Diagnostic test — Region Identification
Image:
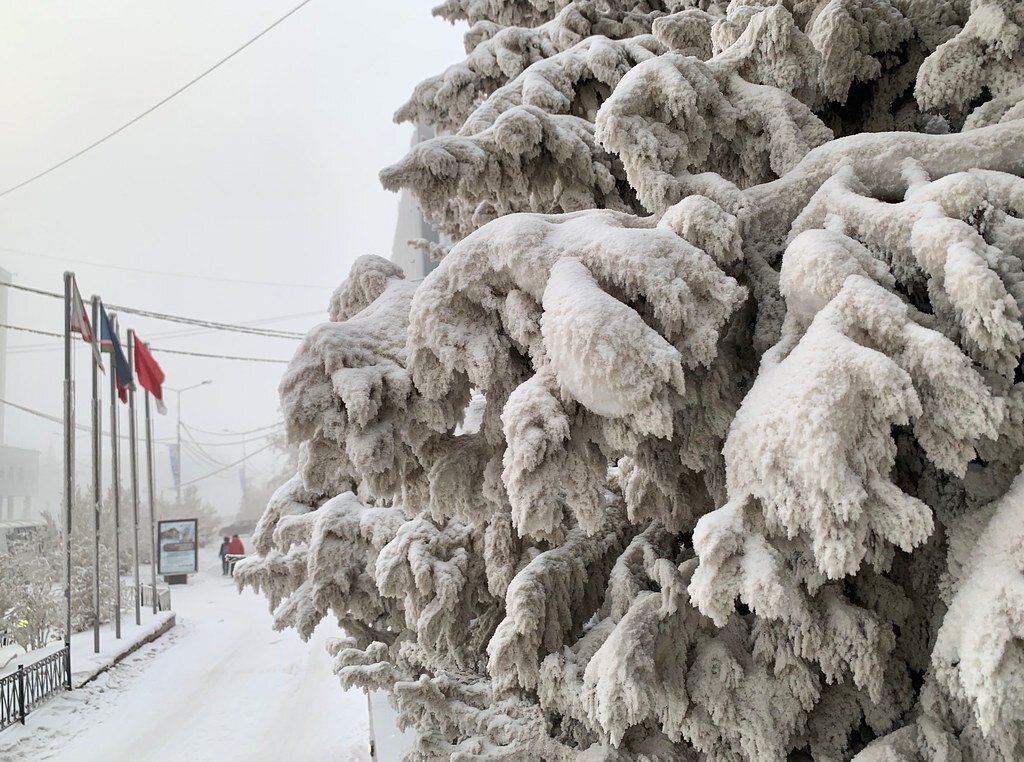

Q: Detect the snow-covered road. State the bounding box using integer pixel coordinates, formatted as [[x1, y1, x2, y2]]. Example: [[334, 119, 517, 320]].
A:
[[0, 547, 370, 762]]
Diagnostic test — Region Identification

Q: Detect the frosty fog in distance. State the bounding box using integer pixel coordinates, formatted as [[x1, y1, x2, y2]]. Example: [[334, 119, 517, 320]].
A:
[[232, 1, 1024, 760]]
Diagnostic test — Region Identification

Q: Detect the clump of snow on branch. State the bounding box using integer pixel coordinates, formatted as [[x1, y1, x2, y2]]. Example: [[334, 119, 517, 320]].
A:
[[241, 1, 1024, 758]]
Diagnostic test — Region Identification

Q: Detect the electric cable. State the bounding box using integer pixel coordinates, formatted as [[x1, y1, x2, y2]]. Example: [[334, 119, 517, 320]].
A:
[[179, 442, 274, 487], [0, 0, 318, 200], [0, 283, 304, 337], [144, 346, 289, 364], [0, 323, 61, 338], [0, 396, 175, 443], [181, 427, 232, 468], [181, 421, 282, 437], [0, 323, 291, 363], [106, 302, 302, 338], [5, 310, 319, 353], [181, 441, 231, 470], [0, 245, 331, 291], [175, 427, 278, 447]]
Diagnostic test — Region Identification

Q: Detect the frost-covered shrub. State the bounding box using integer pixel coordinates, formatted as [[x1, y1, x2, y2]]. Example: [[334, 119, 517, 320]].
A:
[[239, 2, 1024, 758]]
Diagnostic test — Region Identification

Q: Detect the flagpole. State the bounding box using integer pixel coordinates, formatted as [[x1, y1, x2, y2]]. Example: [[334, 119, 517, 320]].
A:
[[144, 386, 159, 614], [108, 321, 122, 639], [90, 295, 102, 654], [62, 272, 74, 689], [127, 330, 142, 626]]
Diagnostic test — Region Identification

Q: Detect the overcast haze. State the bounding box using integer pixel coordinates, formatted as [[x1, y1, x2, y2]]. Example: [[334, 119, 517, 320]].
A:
[[0, 0, 464, 518]]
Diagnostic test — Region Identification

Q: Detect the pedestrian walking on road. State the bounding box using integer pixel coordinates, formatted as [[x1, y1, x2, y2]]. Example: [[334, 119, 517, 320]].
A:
[[219, 536, 231, 575]]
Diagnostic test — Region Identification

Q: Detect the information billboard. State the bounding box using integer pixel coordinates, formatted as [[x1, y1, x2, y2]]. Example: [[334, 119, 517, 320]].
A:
[[157, 518, 198, 575]]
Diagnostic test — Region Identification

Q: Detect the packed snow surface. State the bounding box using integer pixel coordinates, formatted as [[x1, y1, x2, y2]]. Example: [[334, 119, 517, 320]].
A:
[[0, 546, 369, 762]]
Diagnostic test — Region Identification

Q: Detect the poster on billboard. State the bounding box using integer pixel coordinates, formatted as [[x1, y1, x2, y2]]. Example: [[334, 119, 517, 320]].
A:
[[157, 518, 198, 575]]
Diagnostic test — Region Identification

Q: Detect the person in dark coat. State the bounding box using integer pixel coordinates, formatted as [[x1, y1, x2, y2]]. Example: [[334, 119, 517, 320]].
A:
[[218, 537, 230, 575]]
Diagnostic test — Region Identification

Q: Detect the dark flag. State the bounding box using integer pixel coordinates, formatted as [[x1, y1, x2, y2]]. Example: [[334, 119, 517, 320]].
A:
[[100, 304, 132, 402]]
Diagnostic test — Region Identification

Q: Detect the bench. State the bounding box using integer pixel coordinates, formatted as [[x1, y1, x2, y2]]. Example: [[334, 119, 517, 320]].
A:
[[224, 553, 246, 576]]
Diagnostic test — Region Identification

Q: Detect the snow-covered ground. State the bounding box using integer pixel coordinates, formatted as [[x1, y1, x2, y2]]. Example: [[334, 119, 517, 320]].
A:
[[0, 545, 370, 761], [1, 609, 174, 685]]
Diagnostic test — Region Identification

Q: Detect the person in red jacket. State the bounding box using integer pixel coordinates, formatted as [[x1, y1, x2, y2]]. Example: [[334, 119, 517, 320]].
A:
[[226, 534, 245, 576]]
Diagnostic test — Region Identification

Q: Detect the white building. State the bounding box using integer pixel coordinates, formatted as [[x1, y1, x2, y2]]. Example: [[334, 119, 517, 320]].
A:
[[0, 265, 46, 520], [389, 124, 446, 282], [0, 265, 9, 442], [0, 445, 39, 520]]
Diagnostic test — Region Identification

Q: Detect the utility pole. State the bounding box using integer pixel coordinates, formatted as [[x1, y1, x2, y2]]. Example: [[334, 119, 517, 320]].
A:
[[144, 389, 157, 614], [167, 381, 212, 505], [241, 437, 247, 510], [127, 330, 142, 626], [108, 329, 122, 639], [0, 266, 10, 443], [62, 273, 74, 688], [90, 295, 102, 654]]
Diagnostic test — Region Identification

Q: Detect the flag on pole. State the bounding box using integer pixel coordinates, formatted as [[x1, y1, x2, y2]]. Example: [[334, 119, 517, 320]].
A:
[[133, 336, 167, 414], [100, 305, 133, 402], [69, 277, 104, 371]]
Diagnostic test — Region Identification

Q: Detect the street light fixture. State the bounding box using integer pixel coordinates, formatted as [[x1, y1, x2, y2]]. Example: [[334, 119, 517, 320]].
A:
[[165, 380, 213, 504]]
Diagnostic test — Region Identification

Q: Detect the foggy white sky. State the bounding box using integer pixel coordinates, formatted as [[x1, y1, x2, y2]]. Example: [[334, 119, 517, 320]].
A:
[[0, 0, 465, 517]]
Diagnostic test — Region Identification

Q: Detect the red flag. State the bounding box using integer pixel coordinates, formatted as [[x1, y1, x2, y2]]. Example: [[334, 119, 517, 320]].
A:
[[134, 336, 167, 414]]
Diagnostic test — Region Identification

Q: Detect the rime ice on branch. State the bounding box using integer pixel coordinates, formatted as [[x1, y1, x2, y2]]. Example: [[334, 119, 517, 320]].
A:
[[239, 1, 1024, 758]]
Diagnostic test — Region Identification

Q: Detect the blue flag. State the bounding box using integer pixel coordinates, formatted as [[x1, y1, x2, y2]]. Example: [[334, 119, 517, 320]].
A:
[[100, 304, 133, 402]]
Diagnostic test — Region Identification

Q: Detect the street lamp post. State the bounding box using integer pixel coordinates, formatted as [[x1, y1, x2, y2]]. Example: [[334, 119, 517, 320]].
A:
[[166, 381, 212, 505]]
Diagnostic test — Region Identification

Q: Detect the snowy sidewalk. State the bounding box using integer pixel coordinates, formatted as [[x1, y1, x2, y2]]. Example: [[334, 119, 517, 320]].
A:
[[70, 610, 176, 687], [0, 548, 370, 761], [0, 609, 174, 686]]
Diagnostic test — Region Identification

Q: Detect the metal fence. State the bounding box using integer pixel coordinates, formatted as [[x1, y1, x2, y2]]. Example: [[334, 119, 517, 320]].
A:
[[118, 583, 172, 613], [0, 645, 70, 731], [140, 583, 172, 612]]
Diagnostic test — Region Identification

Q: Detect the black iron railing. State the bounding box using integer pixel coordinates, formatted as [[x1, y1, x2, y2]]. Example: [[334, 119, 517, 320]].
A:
[[0, 645, 70, 731]]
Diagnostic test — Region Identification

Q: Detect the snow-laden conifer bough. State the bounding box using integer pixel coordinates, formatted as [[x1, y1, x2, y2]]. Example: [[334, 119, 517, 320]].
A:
[[236, 1, 1024, 758]]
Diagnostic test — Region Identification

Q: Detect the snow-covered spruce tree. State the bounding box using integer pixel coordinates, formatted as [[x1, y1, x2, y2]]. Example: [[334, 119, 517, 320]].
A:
[[238, 1, 1024, 758]]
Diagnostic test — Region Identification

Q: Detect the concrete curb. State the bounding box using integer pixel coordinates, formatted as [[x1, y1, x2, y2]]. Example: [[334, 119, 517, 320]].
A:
[[75, 613, 176, 688]]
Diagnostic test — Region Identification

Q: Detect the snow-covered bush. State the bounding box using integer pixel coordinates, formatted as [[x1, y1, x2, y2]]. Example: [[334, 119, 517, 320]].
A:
[[240, 2, 1024, 758], [0, 533, 62, 654], [68, 489, 120, 631]]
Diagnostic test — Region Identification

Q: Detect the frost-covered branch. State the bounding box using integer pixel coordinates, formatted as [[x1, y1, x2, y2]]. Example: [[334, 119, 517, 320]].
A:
[[245, 2, 1024, 758]]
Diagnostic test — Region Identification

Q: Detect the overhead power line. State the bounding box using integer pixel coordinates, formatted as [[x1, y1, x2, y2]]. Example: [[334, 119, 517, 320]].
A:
[[0, 323, 291, 363], [180, 431, 279, 447], [183, 421, 282, 437], [0, 323, 61, 339], [0, 281, 304, 338], [1, 397, 278, 452], [5, 310, 320, 353], [0, 0, 318, 200], [182, 439, 232, 469], [137, 346, 289, 364], [0, 396, 175, 443], [180, 442, 274, 487], [108, 301, 302, 339], [0, 282, 56, 300], [0, 246, 332, 291]]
